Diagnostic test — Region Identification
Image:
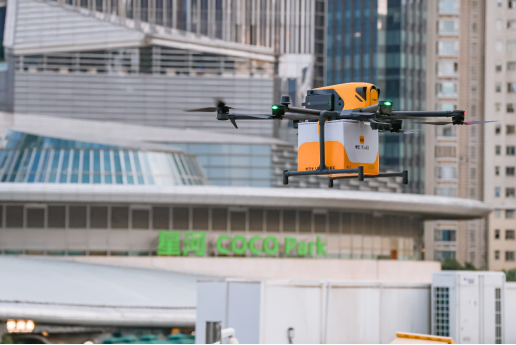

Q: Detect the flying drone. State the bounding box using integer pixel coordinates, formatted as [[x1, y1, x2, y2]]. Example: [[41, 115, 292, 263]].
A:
[[186, 82, 492, 188]]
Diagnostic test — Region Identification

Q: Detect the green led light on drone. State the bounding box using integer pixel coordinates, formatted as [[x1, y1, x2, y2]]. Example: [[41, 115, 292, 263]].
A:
[[384, 101, 392, 106], [272, 105, 279, 110]]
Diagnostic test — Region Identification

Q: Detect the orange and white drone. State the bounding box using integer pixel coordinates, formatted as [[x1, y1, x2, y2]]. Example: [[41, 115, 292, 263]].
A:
[[186, 82, 492, 188]]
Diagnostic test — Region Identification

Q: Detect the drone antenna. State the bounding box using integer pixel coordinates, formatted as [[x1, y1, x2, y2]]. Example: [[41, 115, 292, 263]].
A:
[[280, 95, 291, 106]]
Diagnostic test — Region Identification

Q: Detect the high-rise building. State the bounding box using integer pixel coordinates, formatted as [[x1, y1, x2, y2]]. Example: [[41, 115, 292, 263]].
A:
[[323, 0, 427, 194], [485, 0, 516, 271], [2, 0, 316, 138], [425, 0, 487, 268]]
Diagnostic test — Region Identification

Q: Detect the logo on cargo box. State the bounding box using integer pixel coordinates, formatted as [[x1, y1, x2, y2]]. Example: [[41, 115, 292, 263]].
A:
[[359, 136, 365, 144]]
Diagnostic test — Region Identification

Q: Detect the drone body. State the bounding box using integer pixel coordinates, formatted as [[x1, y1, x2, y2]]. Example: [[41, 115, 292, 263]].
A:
[[186, 82, 493, 188]]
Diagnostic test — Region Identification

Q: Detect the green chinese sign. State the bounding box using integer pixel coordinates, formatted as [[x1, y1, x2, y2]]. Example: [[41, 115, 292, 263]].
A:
[[157, 231, 327, 257]]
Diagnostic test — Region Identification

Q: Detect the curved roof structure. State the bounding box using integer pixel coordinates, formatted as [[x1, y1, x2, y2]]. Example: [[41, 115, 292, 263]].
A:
[[0, 256, 202, 326], [0, 184, 490, 220]]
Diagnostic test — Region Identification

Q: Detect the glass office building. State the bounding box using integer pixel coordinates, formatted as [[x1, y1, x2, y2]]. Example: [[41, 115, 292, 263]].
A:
[[325, 0, 427, 194]]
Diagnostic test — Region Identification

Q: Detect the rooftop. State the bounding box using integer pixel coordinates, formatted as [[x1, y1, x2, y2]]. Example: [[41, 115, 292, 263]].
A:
[[0, 256, 204, 326], [0, 183, 491, 220]]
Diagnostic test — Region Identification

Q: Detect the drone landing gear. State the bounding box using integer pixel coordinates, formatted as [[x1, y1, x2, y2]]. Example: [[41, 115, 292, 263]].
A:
[[328, 170, 409, 188]]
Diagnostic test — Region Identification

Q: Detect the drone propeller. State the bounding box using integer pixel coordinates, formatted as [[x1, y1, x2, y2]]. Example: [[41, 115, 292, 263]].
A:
[[415, 120, 496, 126], [184, 99, 233, 113]]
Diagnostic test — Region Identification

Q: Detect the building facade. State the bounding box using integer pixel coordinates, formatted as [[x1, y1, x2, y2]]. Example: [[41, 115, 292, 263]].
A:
[[425, 0, 487, 268], [0, 114, 490, 259], [324, 0, 427, 194], [485, 0, 516, 271]]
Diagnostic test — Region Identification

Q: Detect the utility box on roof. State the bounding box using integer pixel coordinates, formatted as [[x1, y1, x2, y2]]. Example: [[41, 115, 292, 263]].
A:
[[431, 271, 505, 344]]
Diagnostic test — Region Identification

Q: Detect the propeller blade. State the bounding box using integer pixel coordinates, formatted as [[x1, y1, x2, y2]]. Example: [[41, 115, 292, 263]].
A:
[[465, 121, 497, 125], [414, 121, 452, 125], [184, 107, 218, 113], [399, 129, 420, 134]]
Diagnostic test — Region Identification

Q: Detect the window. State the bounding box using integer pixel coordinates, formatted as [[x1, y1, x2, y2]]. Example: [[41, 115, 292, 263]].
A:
[[267, 210, 280, 232], [90, 206, 108, 228], [507, 188, 516, 198], [509, 19, 516, 29], [508, 103, 515, 113], [509, 83, 516, 93], [471, 168, 476, 179], [192, 207, 208, 230], [507, 167, 515, 176], [230, 210, 246, 232], [212, 208, 228, 231], [495, 210, 502, 218], [435, 229, 456, 241], [173, 207, 189, 230], [152, 207, 169, 230], [506, 230, 515, 239], [298, 211, 312, 233], [496, 82, 502, 93], [439, 19, 458, 34], [437, 82, 458, 96], [436, 166, 457, 180], [26, 208, 44, 228], [496, 103, 502, 111], [508, 125, 515, 134], [509, 41, 516, 51], [507, 209, 515, 218], [438, 61, 458, 76], [6, 206, 23, 228], [438, 0, 459, 14], [498, 41, 504, 51], [69, 206, 87, 228], [510, 0, 516, 8], [496, 125, 502, 134], [48, 206, 66, 228], [506, 251, 515, 261], [132, 209, 150, 229], [438, 40, 459, 56], [496, 61, 503, 72], [495, 250, 500, 260], [249, 209, 264, 231], [496, 229, 501, 239], [496, 187, 501, 197], [509, 62, 516, 71], [496, 145, 501, 155], [496, 166, 500, 176], [507, 146, 516, 155], [435, 187, 457, 197], [111, 207, 129, 229], [283, 210, 297, 232]]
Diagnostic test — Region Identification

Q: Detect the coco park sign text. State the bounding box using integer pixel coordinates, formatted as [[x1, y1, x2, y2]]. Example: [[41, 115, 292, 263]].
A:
[[157, 231, 327, 257]]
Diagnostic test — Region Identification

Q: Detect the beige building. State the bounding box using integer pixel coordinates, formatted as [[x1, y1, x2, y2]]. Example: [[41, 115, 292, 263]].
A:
[[485, 0, 516, 271], [425, 0, 487, 268]]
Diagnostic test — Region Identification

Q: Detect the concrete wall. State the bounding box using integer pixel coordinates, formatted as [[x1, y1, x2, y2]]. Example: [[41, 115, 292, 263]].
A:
[[61, 256, 442, 283]]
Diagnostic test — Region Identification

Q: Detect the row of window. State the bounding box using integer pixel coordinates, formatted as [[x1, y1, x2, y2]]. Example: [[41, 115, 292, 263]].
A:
[[494, 229, 515, 240], [494, 187, 516, 198], [495, 166, 515, 176], [494, 103, 516, 113], [494, 250, 515, 261], [495, 61, 516, 72], [493, 209, 515, 219], [494, 125, 516, 135], [493, 83, 516, 93], [0, 204, 417, 235], [494, 145, 516, 156]]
